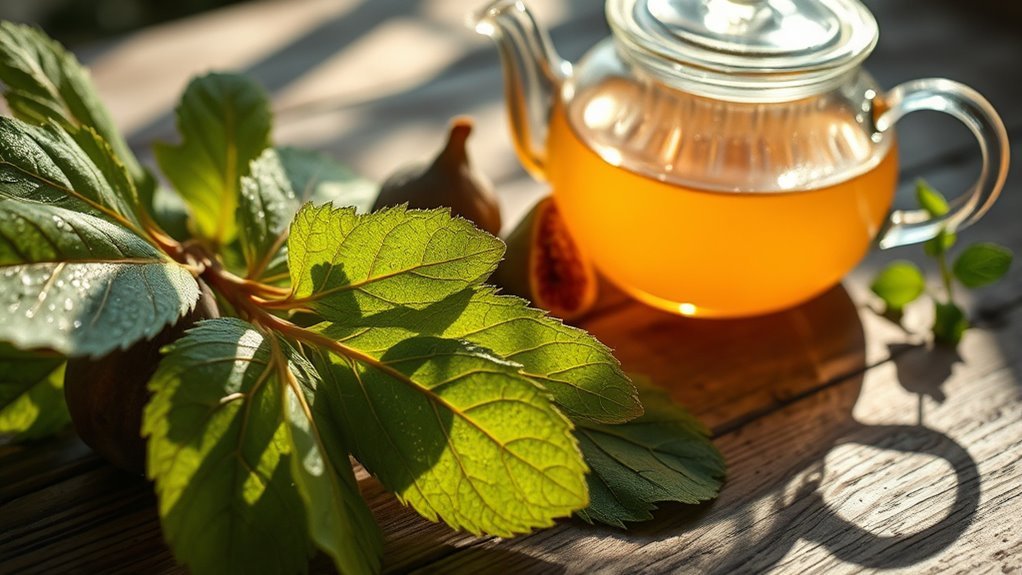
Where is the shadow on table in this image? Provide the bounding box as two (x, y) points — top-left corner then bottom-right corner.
(573, 284), (980, 573)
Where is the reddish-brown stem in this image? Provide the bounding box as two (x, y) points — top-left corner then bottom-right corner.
(169, 240), (290, 328)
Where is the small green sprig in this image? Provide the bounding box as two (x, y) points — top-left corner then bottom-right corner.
(871, 180), (1013, 345)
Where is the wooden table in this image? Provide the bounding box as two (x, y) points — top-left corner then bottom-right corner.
(2, 0), (1021, 573)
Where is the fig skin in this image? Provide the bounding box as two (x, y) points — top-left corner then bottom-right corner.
(64, 280), (219, 474)
(493, 196), (598, 321)
(373, 117), (502, 235)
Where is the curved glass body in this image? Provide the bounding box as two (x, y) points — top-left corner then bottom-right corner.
(549, 40), (898, 316)
(474, 0), (1009, 318)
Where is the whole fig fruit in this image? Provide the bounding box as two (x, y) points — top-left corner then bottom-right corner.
(374, 117), (502, 235)
(493, 196), (598, 321)
(64, 280), (219, 474)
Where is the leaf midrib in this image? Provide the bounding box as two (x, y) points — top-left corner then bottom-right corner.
(294, 247), (500, 305)
(0, 157), (146, 242)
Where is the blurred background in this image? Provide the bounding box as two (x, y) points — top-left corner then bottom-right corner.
(0, 0), (247, 45)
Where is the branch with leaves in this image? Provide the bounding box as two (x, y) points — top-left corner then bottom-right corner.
(0, 22), (725, 574)
(871, 180), (1013, 344)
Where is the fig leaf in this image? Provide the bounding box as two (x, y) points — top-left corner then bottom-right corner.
(0, 21), (153, 201)
(154, 72), (272, 246)
(318, 286), (642, 424)
(144, 318), (381, 575)
(0, 177), (198, 358)
(313, 328), (588, 537)
(286, 203), (504, 318)
(575, 378), (725, 527)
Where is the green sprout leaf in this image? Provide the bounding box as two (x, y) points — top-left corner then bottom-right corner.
(575, 379), (725, 527)
(916, 180), (957, 257)
(870, 261), (926, 312)
(320, 286), (641, 425)
(314, 326), (589, 537)
(917, 180), (950, 217)
(0, 22), (152, 198)
(924, 228), (957, 258)
(933, 301), (969, 345)
(154, 72), (272, 246)
(287, 204), (504, 318)
(0, 344), (68, 440)
(145, 318), (381, 575)
(952, 243), (1013, 289)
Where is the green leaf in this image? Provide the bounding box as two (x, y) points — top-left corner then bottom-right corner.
(916, 180), (950, 217)
(575, 379), (724, 527)
(144, 318), (311, 575)
(0, 344), (68, 441)
(0, 117), (143, 229)
(154, 72), (272, 246)
(933, 301), (969, 345)
(319, 286), (641, 424)
(250, 148), (377, 282)
(237, 148), (298, 276)
(923, 228), (957, 258)
(278, 147), (377, 212)
(952, 243), (1013, 289)
(69, 125), (142, 215)
(280, 339), (382, 575)
(314, 326), (589, 537)
(0, 199), (198, 357)
(870, 261), (926, 312)
(0, 22), (150, 197)
(287, 204), (504, 318)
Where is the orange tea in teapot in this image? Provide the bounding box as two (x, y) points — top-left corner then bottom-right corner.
(546, 92), (899, 317)
(476, 0), (1008, 317)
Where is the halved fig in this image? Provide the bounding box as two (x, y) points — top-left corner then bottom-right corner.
(493, 196), (598, 320)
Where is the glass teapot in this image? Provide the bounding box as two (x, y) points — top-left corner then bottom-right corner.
(473, 0), (1009, 317)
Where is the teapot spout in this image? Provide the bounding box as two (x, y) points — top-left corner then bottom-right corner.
(472, 0), (570, 180)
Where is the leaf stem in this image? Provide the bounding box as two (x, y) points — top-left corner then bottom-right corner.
(192, 244), (293, 321)
(939, 251), (955, 303)
(246, 226), (291, 280)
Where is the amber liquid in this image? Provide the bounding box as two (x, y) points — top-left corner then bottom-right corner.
(546, 107), (899, 317)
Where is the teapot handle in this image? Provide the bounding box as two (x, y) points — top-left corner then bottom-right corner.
(876, 78), (1009, 249)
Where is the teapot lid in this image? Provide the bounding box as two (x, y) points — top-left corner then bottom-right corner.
(607, 0), (878, 100)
